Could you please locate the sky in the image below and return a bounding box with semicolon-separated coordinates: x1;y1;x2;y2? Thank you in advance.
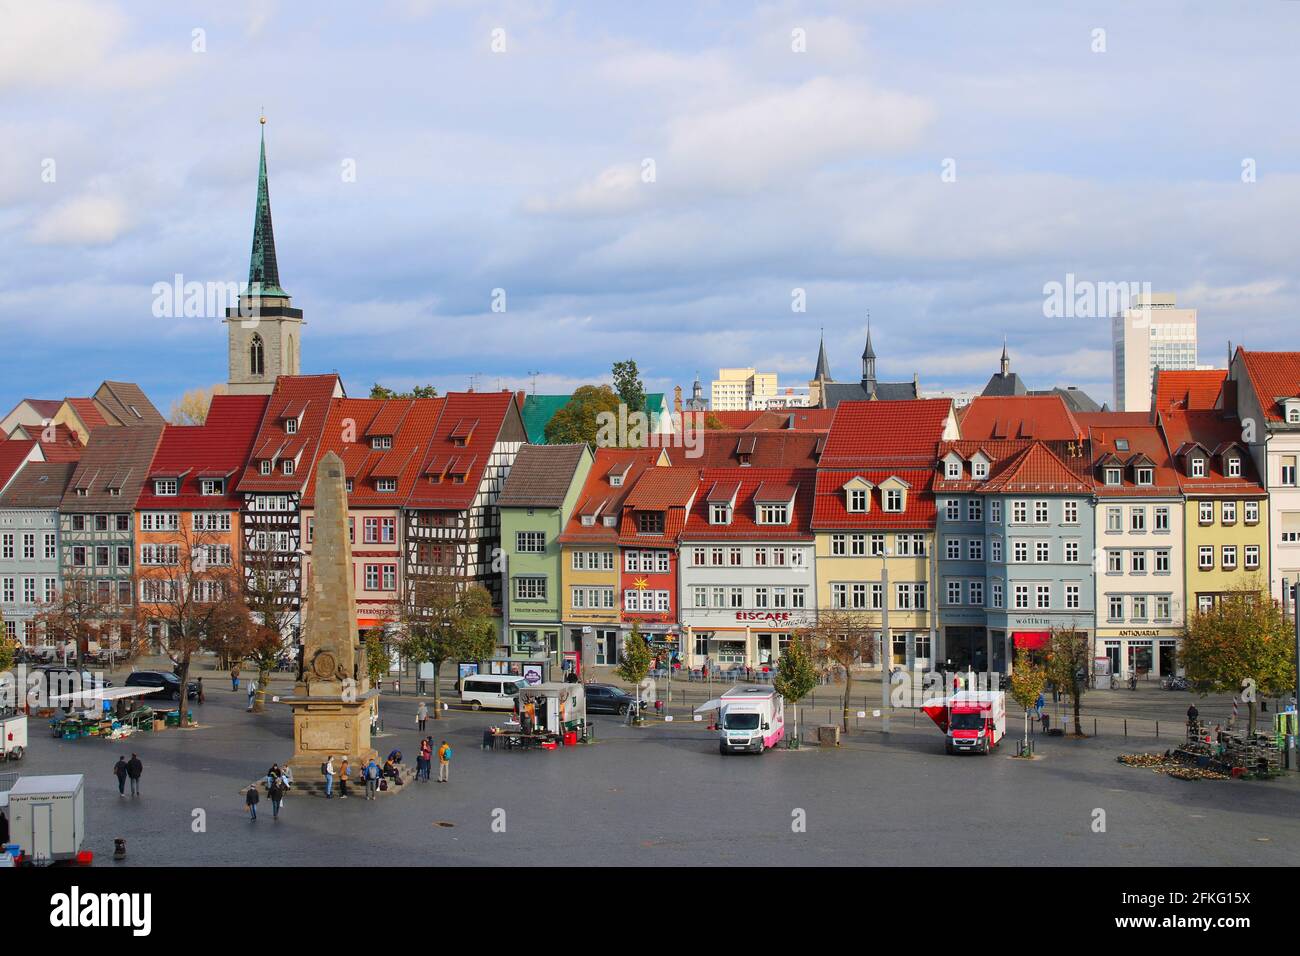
2;0;1299;417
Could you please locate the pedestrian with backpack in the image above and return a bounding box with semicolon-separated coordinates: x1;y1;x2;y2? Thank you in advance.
365;758;380;800
245;784;259;821
323;755;335;798
339;756;350;799
437;740;452;783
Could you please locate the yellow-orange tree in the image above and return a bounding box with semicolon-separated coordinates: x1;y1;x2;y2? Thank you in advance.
1182;584;1295;737
1044;627;1090;737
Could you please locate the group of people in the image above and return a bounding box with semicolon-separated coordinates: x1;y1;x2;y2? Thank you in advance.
414;738;453;782
247;763;294;820
111;753;144;797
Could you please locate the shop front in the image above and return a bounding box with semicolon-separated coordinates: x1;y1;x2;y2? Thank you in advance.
682;609;808;670
1095;628;1181;682
988;612;1091;676
508;623;562;665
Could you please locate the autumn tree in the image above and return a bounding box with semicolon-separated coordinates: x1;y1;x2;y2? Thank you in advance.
810;610;877;733
168;385;227;425
1008;661;1047;752
241;542;299;711
774;631;818;746
615;622;652;688
1044;626;1090;737
391;571;497;718
544;385;622;446
1182;583;1295;737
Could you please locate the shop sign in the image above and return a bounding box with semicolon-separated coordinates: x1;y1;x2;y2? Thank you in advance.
736;611;793;623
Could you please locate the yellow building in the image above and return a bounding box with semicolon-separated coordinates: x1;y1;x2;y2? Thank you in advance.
1161;410;1270;614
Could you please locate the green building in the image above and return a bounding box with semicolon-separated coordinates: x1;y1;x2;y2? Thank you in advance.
498;443;593;670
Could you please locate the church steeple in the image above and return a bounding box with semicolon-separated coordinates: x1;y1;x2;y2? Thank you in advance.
1000;337;1010;377
861;316;877;391
814;329;832;381
248;116;286;297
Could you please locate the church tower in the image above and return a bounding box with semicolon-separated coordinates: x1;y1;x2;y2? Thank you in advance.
861;318;877;396
225;117;304;395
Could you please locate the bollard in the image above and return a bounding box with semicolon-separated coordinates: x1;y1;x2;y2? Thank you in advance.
113;838;126;861
1094;718;1097;737
1124;718;1127;737
1156;720;1159;738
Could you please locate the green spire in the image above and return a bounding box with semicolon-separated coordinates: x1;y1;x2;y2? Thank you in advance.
248;118;286;297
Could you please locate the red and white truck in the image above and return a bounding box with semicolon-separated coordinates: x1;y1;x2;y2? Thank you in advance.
923;691;1005;755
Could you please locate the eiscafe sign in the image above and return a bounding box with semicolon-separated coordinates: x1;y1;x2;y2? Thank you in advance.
735;611;794;624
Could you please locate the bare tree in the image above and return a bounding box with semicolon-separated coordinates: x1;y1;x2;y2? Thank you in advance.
806;609;878;733
35;567;130;672
241;542;299;712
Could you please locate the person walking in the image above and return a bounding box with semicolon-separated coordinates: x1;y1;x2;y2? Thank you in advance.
365;758;380;800
417;700;428;732
113;755;128;797
339;756;350;799
268;777;283;819
323;755;335;799
126;753;143;797
245;784;259;821
246;680;257;712
196;678;205;705
436;740;452;783
231;664;241;692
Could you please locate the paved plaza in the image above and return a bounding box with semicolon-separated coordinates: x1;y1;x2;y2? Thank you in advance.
10;665;1300;867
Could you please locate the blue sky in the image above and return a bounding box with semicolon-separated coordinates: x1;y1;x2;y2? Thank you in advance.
3;0;1299;416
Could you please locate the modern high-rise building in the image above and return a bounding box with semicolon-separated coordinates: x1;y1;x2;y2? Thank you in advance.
1111;293;1198;412
710;368;778;411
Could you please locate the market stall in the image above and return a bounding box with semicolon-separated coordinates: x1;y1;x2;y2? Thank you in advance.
486;682;589;751
45;686;189;740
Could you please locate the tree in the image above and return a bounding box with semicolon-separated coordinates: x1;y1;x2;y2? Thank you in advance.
1008;660;1047;753
544;385;621;446
133;524;254;726
809;610;877;733
370;384;438;400
241;542;299;712
1182;583;1295;737
611;360;645;415
35;568;127;672
392;572;497;719
774;631;818;747
363;625;388;689
1044;626;1090;737
615;622;652;688
0;606;14;673
168;385;226;425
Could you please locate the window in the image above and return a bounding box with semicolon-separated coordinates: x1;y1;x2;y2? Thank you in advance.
249;334;264;376
1063;501;1078;524
1013;540;1028;563
1245;545;1260;570
1155;549;1170;573
1245;501;1260;524
895;583;925;610
1283;456;1297;486
1065;541;1079;563
1154;506;1170;532
831;534;846;556
990;500;1002;523
1;534;13;559
371;436;392;450
1034;541;1050;563
260;460;272;476
200;479;224;496
516;531;546;554
1190;457;1206;478
710;503;731;524
1221;500;1237;525
1106;507;1122;533
945;459;961;479
1065;584;1080;609
946;537;960;560
1105;468;1121;486
848;489;868;512
968;580;984;606
972;459;988;480
1136;467;1153;485
883;489;903;513
1108;595;1124;621
947;581;962;605
729;547;742;567
1130;550;1146;573
1107;551;1122;574
1131;595;1148;620
1222;545;1237;571
43;533;56;560
757;504;790;524
1012;501;1027;524
637;512;664;534
1013;585;1029;609
282;459;295;476
1156;595;1171;621
868;535;885;557
21;534;34;560
1198;501;1213;525
1034;501;1049;524
1130;508;1146;532
944;499;959;521
990;538;1002;563
1291;408;1300;424
966;499;982;522
1035;584;1050;609
967;538;983;561
849;535;866;557
991;581;1004;608
154;479;178;496
1226;457;1242;478
514;577;547;601
0;578;10;602
284;417;298;435
1198;546;1214;570
376;478;396;493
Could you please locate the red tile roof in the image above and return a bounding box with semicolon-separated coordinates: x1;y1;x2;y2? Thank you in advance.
708;409;836;431
1151;369;1226;414
236;375;343;494
24;399;63;419
0;439;39;493
812;468;936;529
303;397;442;508
37;424;84;462
665;430;825;468
137;394;268;510
682;468;816;540
1086;422;1181;496
958;395;1084;442
407;391;517;510
977;442;1093;494
621;468;700;510
820;399;954;467
1237;349;1300;423
558;448;666;544
1157;409;1265;495
65;397;109;430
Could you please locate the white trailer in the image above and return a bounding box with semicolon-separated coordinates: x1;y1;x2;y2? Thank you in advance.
6;774;85;863
0;713;27;760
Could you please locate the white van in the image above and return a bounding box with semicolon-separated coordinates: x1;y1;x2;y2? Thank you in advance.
459;674;523;711
716;685;785;755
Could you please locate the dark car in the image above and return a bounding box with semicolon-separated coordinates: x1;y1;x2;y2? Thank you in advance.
125;670;199;701
583;683;639;715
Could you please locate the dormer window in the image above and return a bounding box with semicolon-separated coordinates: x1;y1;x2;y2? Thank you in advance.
710;503;731;524
603;515;617;527
883;489;903;512
1190;457;1206;478
757;503;789;524
1290;407;1300;424
285;418;298;435
610;475;623;487
371;436;392;451
636;512;663;534
945;460;961;480
878;476;910;513
346;479;354;493
848;488;868;512
972;460;988;479
1226;457;1242;478
200;479;224;496
260;460;272;476
1105;468;1121;486
282;460;295;476
376;478;397;493
154;479;178;496
1135;467;1153;486
581;515;596;527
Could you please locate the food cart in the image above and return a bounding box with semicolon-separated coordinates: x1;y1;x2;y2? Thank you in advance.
486;682;589;750
45;686;168;740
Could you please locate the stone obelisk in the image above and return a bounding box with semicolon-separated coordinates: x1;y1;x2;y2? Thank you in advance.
282;451;377;782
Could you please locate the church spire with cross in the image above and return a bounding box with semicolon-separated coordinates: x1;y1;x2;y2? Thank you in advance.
248;115;287;297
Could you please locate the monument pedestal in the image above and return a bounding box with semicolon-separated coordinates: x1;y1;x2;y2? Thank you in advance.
282;682;379;784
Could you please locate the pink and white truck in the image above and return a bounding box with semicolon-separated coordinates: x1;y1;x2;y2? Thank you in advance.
716;686;785;755
923;690;1006;755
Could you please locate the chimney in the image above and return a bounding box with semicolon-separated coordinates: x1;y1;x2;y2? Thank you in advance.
673;385;683;414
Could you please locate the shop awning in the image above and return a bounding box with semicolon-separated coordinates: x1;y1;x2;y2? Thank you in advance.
1013;631;1051;650
693;699;721;714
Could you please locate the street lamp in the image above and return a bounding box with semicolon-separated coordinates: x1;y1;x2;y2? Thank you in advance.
879;546;893;734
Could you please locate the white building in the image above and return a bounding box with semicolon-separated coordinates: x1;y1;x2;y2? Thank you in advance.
1112;293;1198;413
711;368;778;412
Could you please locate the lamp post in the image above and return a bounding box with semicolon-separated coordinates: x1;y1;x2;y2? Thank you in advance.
880;547;892;735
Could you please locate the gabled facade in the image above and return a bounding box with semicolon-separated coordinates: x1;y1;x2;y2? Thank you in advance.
234;374;345;635
403;391;526;646
682;468;817;669
0;462;75;646
497;443;592;668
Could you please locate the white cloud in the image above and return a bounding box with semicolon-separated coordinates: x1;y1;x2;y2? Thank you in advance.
31;194;130;246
